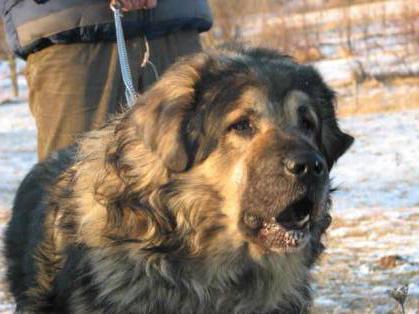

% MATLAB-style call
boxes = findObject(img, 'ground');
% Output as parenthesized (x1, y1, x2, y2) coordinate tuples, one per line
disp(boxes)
(0, 101, 417, 313)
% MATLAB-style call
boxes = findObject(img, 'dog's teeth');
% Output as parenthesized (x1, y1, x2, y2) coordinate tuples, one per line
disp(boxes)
(284, 230, 306, 245)
(296, 215, 310, 227)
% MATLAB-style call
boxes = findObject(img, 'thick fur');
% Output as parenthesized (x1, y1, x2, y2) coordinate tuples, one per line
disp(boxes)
(5, 47, 353, 313)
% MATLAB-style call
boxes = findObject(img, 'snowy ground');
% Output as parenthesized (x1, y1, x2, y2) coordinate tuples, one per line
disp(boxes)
(312, 110, 419, 313)
(0, 101, 417, 313)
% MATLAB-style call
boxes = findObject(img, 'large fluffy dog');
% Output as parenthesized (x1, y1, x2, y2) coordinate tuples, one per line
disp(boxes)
(5, 47, 353, 313)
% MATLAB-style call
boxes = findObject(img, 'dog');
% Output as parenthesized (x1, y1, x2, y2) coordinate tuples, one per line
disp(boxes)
(5, 46, 353, 313)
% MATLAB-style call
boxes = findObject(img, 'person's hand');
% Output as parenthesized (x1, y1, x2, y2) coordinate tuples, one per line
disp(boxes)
(111, 0, 157, 11)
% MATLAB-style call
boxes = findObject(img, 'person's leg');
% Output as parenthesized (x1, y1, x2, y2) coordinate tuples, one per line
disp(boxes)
(25, 31, 199, 160)
(26, 38, 144, 160)
(140, 29, 202, 91)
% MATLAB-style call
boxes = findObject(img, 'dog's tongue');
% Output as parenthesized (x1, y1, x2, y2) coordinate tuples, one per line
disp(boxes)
(258, 219, 305, 249)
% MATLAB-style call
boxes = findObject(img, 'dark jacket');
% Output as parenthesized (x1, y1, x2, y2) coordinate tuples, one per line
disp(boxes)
(1, 0, 212, 59)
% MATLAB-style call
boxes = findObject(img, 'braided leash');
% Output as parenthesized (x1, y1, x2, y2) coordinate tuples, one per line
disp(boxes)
(110, 1, 137, 106)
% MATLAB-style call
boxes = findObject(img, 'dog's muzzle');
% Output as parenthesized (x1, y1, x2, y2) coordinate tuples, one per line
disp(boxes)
(239, 145, 328, 253)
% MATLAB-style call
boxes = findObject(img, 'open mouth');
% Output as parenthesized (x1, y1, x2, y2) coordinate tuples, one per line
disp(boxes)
(243, 196, 314, 252)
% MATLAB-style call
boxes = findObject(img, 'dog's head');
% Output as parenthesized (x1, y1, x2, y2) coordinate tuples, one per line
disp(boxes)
(114, 47, 353, 263)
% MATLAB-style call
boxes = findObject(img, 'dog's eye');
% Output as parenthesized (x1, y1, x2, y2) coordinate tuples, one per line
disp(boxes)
(301, 117, 314, 132)
(228, 119, 253, 134)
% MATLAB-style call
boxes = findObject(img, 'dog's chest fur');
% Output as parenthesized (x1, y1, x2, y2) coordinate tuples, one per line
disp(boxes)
(55, 246, 311, 314)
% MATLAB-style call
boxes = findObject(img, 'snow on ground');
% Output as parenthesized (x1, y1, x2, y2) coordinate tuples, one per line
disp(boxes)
(0, 101, 418, 312)
(0, 103, 36, 212)
(0, 60, 27, 103)
(313, 54, 419, 86)
(333, 110, 419, 212)
(310, 110, 419, 313)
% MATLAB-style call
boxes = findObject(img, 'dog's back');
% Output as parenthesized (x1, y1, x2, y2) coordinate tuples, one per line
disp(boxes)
(5, 148, 76, 310)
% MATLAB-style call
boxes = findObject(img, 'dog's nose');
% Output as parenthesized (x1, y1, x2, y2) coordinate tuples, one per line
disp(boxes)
(284, 153, 325, 179)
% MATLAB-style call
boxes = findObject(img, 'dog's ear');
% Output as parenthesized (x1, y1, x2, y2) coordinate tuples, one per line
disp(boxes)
(321, 121, 353, 169)
(317, 88, 353, 169)
(131, 54, 209, 172)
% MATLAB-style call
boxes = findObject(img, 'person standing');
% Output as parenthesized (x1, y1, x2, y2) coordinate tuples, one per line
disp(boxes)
(1, 0, 212, 160)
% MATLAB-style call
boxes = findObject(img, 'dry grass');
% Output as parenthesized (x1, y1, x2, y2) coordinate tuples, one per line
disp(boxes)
(337, 77, 419, 117)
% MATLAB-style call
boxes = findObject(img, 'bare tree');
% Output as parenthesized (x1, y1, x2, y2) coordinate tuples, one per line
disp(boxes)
(401, 0, 416, 56)
(202, 0, 252, 47)
(0, 23, 19, 98)
(343, 0, 354, 54)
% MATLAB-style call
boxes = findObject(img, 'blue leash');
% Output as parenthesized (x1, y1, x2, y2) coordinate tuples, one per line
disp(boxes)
(111, 2, 137, 106)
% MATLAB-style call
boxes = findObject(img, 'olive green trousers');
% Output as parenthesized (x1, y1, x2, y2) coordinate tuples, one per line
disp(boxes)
(26, 30, 201, 160)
